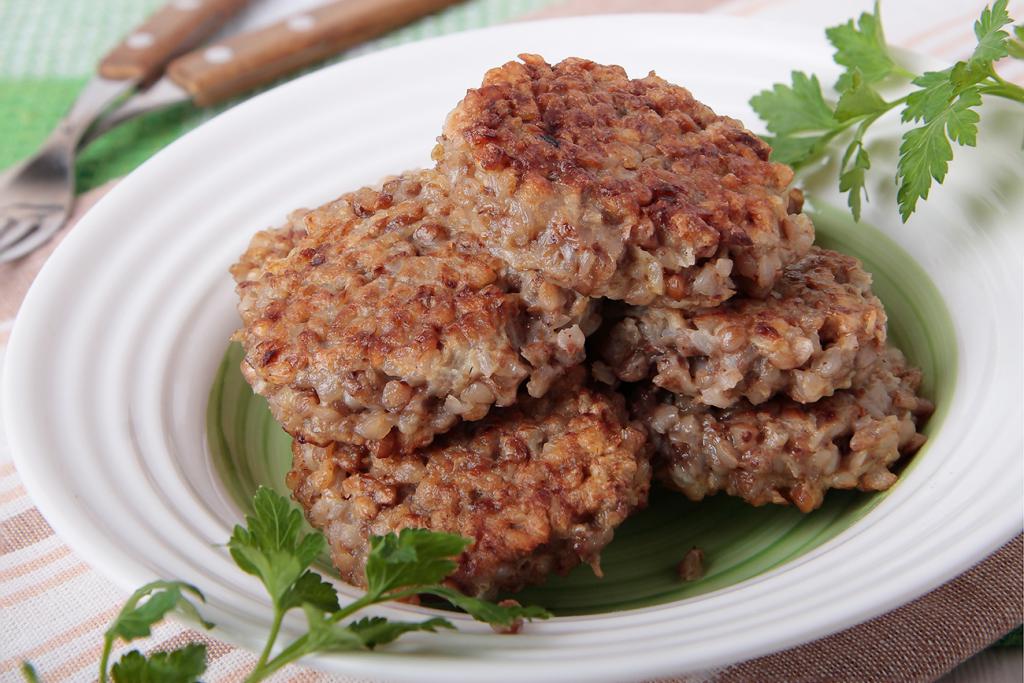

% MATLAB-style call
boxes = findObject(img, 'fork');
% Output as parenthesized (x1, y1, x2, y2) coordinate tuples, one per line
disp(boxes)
(0, 0, 462, 264)
(0, 78, 132, 262)
(0, 0, 248, 264)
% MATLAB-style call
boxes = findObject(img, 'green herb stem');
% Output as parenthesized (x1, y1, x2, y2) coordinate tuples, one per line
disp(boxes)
(98, 636, 114, 683)
(328, 592, 379, 624)
(379, 587, 426, 603)
(246, 592, 383, 682)
(248, 634, 311, 682)
(791, 94, 908, 172)
(892, 65, 917, 81)
(851, 110, 885, 146)
(20, 662, 41, 683)
(979, 79, 1024, 103)
(254, 607, 285, 671)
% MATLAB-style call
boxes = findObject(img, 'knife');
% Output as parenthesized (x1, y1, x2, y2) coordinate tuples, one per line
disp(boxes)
(83, 0, 462, 144)
(54, 0, 250, 140)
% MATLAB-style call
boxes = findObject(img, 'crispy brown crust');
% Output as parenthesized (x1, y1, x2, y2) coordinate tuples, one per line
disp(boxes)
(287, 370, 651, 597)
(435, 54, 814, 308)
(637, 347, 933, 512)
(232, 170, 599, 452)
(597, 247, 887, 407)
(228, 209, 308, 283)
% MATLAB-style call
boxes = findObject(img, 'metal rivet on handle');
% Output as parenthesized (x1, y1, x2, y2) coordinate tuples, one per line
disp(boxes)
(204, 45, 234, 64)
(126, 32, 155, 49)
(287, 15, 316, 32)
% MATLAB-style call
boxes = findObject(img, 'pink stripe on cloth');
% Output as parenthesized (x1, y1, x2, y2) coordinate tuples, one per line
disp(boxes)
(40, 639, 108, 682)
(0, 507, 54, 554)
(0, 606, 120, 674)
(219, 653, 264, 682)
(149, 628, 236, 659)
(0, 562, 90, 608)
(0, 484, 26, 505)
(0, 544, 71, 581)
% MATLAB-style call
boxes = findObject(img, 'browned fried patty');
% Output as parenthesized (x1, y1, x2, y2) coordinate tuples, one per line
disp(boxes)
(636, 347, 933, 513)
(435, 54, 815, 308)
(287, 370, 651, 597)
(596, 247, 887, 408)
(229, 209, 308, 282)
(232, 170, 600, 452)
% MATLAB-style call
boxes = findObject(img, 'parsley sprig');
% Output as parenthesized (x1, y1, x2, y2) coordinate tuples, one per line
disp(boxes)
(750, 0, 1024, 222)
(24, 487, 550, 683)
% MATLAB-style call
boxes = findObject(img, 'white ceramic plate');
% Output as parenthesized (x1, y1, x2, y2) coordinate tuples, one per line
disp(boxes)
(5, 14, 1023, 683)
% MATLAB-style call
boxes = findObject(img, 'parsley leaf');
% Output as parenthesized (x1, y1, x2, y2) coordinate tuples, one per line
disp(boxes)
(1008, 24, 1024, 59)
(106, 582, 211, 642)
(750, 71, 837, 136)
(750, 71, 841, 167)
(96, 581, 212, 683)
(299, 609, 454, 654)
(839, 139, 872, 221)
(233, 492, 548, 681)
(280, 570, 340, 613)
(420, 586, 552, 627)
(896, 91, 981, 220)
(761, 134, 829, 167)
(826, 1, 898, 89)
(364, 528, 470, 596)
(110, 645, 207, 683)
(971, 0, 1012, 65)
(752, 1, 1024, 223)
(229, 486, 325, 606)
(944, 89, 984, 146)
(834, 69, 888, 121)
(902, 69, 957, 123)
(347, 616, 456, 649)
(300, 605, 371, 652)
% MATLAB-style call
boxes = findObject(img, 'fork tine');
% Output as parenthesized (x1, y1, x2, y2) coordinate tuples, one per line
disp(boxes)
(0, 215, 18, 237)
(0, 222, 43, 264)
(0, 212, 66, 264)
(0, 217, 39, 253)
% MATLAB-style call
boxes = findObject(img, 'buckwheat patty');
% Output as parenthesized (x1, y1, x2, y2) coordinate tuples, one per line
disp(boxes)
(434, 54, 815, 308)
(636, 347, 933, 513)
(596, 247, 887, 408)
(287, 370, 651, 598)
(231, 170, 600, 453)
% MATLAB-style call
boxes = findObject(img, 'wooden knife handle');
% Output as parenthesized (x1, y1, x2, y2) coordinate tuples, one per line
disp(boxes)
(99, 0, 249, 82)
(166, 0, 460, 107)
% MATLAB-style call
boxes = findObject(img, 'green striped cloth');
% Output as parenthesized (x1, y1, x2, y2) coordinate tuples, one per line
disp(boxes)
(0, 0, 559, 193)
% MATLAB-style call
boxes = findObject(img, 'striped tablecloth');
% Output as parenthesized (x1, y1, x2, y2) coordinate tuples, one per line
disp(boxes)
(1, 1, 1021, 681)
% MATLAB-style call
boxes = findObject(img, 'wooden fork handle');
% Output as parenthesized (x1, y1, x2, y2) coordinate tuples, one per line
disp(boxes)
(166, 0, 461, 107)
(99, 0, 249, 82)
